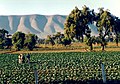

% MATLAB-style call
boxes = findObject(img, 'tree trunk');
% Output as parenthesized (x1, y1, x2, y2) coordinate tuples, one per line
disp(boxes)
(116, 38, 118, 46)
(116, 42, 118, 46)
(90, 43, 93, 51)
(101, 45, 105, 51)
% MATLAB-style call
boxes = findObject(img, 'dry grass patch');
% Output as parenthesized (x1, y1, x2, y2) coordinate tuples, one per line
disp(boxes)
(0, 42, 120, 54)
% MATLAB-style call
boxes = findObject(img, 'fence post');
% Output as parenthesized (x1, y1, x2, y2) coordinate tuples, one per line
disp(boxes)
(101, 63, 106, 83)
(34, 68, 38, 84)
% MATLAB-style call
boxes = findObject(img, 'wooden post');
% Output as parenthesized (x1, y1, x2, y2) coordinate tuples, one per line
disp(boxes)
(101, 63, 106, 83)
(0, 69, 2, 75)
(34, 69, 38, 84)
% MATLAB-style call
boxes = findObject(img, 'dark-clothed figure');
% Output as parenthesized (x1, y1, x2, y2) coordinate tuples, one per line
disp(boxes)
(26, 53, 30, 63)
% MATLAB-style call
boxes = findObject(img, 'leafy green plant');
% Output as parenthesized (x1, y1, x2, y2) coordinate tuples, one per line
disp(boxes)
(0, 52, 120, 83)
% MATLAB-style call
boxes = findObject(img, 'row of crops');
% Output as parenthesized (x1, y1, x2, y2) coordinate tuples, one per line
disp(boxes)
(0, 52, 120, 84)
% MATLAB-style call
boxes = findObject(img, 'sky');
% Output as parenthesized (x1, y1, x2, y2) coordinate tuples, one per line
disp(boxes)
(0, 0, 120, 17)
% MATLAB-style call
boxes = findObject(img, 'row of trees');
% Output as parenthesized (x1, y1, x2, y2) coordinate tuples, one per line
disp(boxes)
(0, 29, 38, 51)
(12, 32, 38, 51)
(1, 5, 120, 51)
(39, 6, 120, 51)
(64, 5, 120, 51)
(45, 32, 71, 46)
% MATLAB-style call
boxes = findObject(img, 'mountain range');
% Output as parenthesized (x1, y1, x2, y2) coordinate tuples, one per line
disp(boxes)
(0, 14, 98, 38)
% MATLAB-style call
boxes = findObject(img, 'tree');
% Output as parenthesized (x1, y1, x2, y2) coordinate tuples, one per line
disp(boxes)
(4, 38, 12, 49)
(64, 6, 95, 43)
(45, 35, 55, 46)
(24, 33, 38, 50)
(53, 32, 64, 44)
(64, 5, 120, 51)
(0, 29, 8, 38)
(113, 17, 120, 46)
(0, 37, 4, 49)
(84, 29, 96, 51)
(61, 37, 71, 46)
(12, 32, 25, 51)
(64, 6, 83, 41)
(0, 29, 9, 49)
(95, 8, 114, 50)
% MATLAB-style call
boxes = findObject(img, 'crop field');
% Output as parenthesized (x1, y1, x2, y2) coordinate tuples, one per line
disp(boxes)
(0, 52, 120, 84)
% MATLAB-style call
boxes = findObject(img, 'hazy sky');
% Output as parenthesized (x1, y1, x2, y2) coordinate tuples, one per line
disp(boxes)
(0, 0, 120, 17)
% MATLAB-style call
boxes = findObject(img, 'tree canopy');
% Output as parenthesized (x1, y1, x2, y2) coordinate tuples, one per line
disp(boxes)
(64, 6, 120, 50)
(12, 32, 38, 51)
(0, 29, 11, 49)
(24, 33, 38, 50)
(12, 32, 25, 51)
(64, 5, 95, 42)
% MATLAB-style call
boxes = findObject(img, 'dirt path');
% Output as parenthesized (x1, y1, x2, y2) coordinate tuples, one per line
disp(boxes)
(1, 47, 120, 54)
(0, 49, 86, 54)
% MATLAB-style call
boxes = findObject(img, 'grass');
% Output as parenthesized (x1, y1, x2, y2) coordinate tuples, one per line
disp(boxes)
(0, 42, 120, 54)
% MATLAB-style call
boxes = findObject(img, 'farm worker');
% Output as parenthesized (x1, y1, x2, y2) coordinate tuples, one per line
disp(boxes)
(26, 53, 30, 63)
(22, 54, 25, 63)
(18, 54, 22, 63)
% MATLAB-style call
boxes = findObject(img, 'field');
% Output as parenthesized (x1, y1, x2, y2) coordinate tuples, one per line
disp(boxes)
(0, 52, 120, 84)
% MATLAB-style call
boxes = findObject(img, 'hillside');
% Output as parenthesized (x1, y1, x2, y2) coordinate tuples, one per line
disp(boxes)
(0, 14, 66, 38)
(0, 14, 98, 38)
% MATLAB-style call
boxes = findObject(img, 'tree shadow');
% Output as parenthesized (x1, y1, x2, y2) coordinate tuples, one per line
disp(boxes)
(40, 79, 120, 84)
(2, 50, 18, 54)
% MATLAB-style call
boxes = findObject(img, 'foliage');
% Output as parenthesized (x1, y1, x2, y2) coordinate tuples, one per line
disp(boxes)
(45, 35, 55, 46)
(96, 36, 107, 46)
(95, 8, 115, 50)
(61, 37, 71, 46)
(64, 6, 120, 50)
(0, 29, 11, 49)
(12, 32, 25, 51)
(0, 37, 4, 49)
(3, 38, 12, 49)
(37, 39, 45, 44)
(0, 29, 8, 38)
(24, 33, 38, 50)
(64, 6, 81, 40)
(53, 32, 64, 44)
(84, 28, 96, 50)
(0, 52, 120, 83)
(85, 36, 96, 50)
(64, 5, 95, 42)
(113, 18, 120, 46)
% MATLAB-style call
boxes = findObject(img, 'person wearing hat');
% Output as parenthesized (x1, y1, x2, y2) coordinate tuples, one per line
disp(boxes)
(18, 54, 22, 63)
